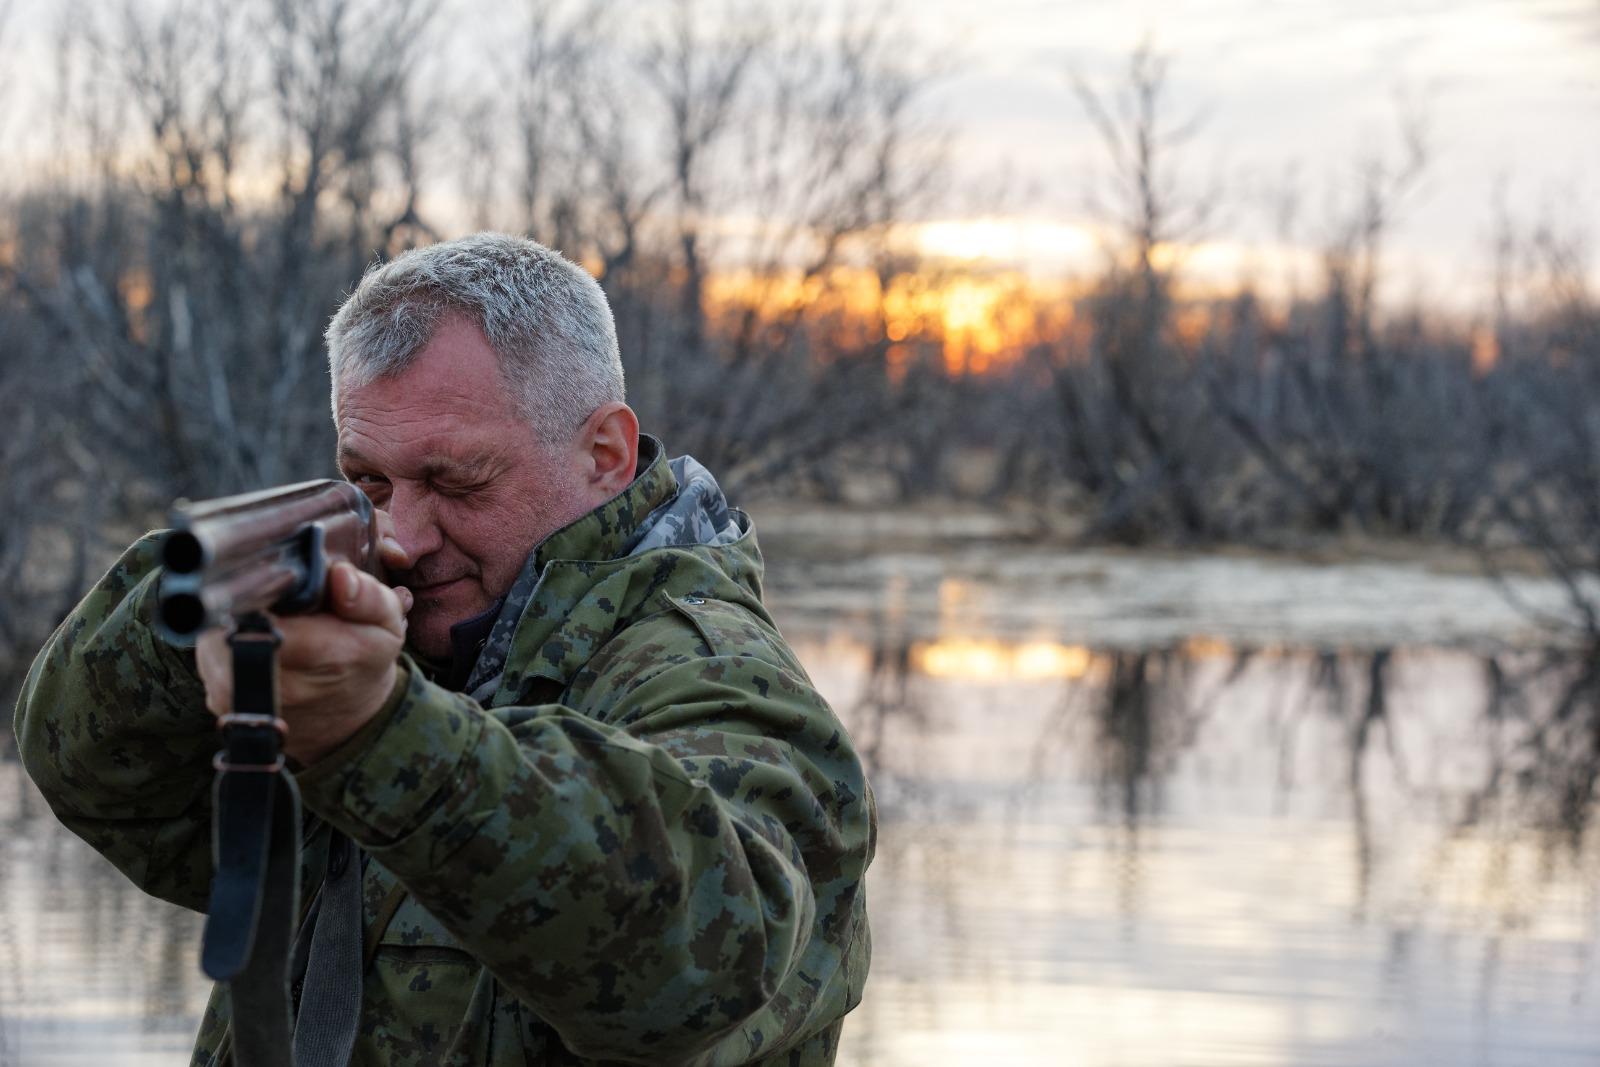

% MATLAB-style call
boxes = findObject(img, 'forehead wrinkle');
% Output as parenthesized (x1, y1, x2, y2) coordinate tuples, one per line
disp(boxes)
(336, 373, 518, 433)
(338, 421, 518, 479)
(334, 346, 533, 480)
(337, 401, 503, 451)
(338, 403, 503, 438)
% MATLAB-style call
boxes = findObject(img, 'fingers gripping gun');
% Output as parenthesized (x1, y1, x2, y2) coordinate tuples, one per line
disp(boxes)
(156, 480, 379, 1067)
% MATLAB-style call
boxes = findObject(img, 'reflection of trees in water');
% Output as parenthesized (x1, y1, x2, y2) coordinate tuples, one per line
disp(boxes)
(1084, 650, 1172, 921)
(1297, 647, 1405, 917)
(841, 620, 1600, 1036)
(1010, 645, 1253, 921)
(0, 766, 208, 1052)
(1469, 647, 1600, 846)
(1024, 645, 1251, 825)
(1278, 644, 1600, 1019)
(1276, 644, 1600, 862)
(1095, 652, 1162, 820)
(991, 637, 1600, 870)
(1260, 644, 1600, 925)
(841, 623, 984, 1053)
(1423, 648, 1600, 1017)
(1023, 640, 1600, 918)
(851, 628, 920, 781)
(1, 757, 32, 1066)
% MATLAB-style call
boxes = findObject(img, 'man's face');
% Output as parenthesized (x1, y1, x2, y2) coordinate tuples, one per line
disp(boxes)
(334, 314, 591, 660)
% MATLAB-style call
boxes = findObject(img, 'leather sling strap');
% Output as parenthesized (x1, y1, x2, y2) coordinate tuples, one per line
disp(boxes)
(201, 614, 301, 1067)
(196, 616, 382, 1067)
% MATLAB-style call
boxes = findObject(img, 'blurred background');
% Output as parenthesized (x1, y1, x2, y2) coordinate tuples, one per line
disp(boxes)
(3, 0, 1600, 1063)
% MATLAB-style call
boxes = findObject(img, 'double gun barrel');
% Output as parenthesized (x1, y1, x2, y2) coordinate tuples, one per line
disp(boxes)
(155, 480, 380, 643)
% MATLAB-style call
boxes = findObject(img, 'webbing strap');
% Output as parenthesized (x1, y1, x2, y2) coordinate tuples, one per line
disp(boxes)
(292, 831, 363, 1066)
(364, 882, 410, 971)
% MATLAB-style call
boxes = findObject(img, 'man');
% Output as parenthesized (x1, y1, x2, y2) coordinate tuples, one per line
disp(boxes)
(14, 233, 874, 1066)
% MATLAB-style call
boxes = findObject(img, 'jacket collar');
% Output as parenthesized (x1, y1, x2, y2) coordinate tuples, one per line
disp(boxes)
(478, 435, 770, 708)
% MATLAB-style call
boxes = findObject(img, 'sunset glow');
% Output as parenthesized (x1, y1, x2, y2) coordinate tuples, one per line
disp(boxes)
(706, 263, 1076, 376)
(914, 637, 1096, 681)
(910, 217, 1097, 270)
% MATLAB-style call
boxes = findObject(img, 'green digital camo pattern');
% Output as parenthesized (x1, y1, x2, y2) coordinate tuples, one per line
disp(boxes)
(14, 443, 874, 1066)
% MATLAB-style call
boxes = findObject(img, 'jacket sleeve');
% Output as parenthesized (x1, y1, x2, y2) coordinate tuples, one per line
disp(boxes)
(12, 533, 218, 913)
(294, 605, 874, 1064)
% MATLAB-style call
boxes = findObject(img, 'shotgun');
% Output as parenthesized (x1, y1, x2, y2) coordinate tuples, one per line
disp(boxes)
(153, 479, 382, 1059)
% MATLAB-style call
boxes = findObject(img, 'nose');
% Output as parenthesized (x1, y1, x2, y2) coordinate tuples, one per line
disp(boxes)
(387, 482, 444, 563)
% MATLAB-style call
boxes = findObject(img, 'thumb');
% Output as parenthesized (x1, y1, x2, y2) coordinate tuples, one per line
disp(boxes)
(327, 562, 406, 636)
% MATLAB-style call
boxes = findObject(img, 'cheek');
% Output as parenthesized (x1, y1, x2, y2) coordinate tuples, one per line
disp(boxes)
(442, 500, 541, 589)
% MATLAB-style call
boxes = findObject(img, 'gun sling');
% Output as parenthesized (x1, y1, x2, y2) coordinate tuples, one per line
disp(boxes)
(200, 614, 363, 1067)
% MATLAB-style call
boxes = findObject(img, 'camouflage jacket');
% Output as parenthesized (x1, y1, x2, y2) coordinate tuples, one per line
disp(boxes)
(14, 438, 874, 1066)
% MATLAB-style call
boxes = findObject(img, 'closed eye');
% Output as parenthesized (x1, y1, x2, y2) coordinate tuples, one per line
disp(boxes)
(430, 479, 488, 499)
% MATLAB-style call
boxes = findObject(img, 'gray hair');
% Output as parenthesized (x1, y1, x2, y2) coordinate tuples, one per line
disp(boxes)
(326, 233, 624, 436)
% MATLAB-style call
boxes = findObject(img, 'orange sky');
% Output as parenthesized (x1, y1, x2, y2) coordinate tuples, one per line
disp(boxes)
(5, 0, 1596, 323)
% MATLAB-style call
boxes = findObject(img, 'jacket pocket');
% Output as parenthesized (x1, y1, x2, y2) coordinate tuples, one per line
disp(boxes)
(364, 883, 484, 1064)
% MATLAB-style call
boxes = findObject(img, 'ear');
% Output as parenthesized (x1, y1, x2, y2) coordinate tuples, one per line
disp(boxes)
(578, 402, 640, 498)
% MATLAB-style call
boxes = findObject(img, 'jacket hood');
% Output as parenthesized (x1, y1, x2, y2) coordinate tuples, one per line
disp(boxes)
(461, 435, 767, 705)
(624, 453, 743, 554)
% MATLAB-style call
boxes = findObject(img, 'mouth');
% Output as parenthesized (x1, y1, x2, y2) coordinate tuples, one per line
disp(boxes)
(409, 576, 470, 597)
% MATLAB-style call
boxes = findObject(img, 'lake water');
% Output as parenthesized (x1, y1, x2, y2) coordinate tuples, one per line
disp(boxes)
(4, 536, 1599, 1066)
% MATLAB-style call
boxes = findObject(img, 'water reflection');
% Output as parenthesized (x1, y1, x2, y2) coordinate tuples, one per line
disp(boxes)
(5, 619, 1600, 1065)
(0, 755, 208, 1066)
(1471, 648, 1600, 844)
(807, 628, 1600, 1066)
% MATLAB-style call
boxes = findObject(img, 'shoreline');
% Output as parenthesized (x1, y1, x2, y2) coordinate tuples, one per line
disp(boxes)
(747, 497, 1551, 579)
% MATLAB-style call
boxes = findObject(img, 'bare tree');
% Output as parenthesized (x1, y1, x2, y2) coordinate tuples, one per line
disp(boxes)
(484, 0, 949, 496)
(1474, 208, 1600, 644)
(643, 0, 763, 357)
(671, 3, 951, 496)
(1318, 103, 1429, 362)
(1196, 104, 1487, 541)
(0, 0, 446, 718)
(1048, 41, 1226, 541)
(1072, 40, 1217, 300)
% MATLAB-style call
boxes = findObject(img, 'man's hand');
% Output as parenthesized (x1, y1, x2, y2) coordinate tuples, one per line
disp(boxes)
(196, 514, 415, 767)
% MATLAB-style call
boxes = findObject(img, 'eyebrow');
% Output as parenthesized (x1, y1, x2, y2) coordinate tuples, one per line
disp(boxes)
(419, 455, 495, 482)
(336, 444, 494, 482)
(336, 444, 386, 475)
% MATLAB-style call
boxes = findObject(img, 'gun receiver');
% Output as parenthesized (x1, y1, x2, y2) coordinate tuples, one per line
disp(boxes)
(155, 479, 378, 643)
